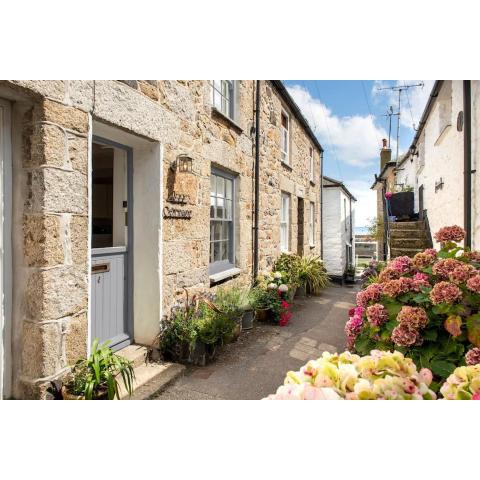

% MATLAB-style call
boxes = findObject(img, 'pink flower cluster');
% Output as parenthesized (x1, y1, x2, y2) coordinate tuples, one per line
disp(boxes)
(411, 272, 431, 291)
(345, 307, 365, 348)
(391, 306, 428, 347)
(466, 347, 480, 366)
(356, 283, 383, 308)
(429, 281, 462, 305)
(391, 325, 418, 347)
(413, 251, 436, 270)
(434, 225, 466, 243)
(366, 303, 388, 327)
(465, 251, 480, 263)
(448, 264, 477, 285)
(382, 277, 412, 298)
(432, 258, 465, 279)
(397, 306, 428, 329)
(466, 275, 480, 294)
(390, 256, 413, 274)
(378, 267, 400, 283)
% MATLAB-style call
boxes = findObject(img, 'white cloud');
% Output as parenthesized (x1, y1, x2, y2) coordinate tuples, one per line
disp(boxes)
(345, 178, 377, 228)
(287, 84, 389, 167)
(372, 80, 435, 130)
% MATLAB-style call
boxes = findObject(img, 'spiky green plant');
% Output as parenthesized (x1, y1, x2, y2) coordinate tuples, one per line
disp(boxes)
(296, 256, 330, 294)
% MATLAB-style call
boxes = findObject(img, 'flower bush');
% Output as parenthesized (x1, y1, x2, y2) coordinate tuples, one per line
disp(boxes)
(255, 271, 292, 326)
(346, 225, 480, 386)
(440, 364, 480, 400)
(265, 350, 437, 400)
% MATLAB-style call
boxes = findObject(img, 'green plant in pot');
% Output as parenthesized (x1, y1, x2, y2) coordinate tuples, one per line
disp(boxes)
(254, 287, 283, 323)
(273, 253, 301, 297)
(241, 287, 262, 330)
(296, 256, 330, 296)
(62, 339, 135, 400)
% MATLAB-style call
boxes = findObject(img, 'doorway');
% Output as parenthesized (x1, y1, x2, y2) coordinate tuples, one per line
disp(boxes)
(91, 137, 133, 351)
(297, 198, 304, 256)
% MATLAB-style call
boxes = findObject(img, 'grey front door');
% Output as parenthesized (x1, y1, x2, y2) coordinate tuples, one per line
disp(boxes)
(91, 138, 133, 351)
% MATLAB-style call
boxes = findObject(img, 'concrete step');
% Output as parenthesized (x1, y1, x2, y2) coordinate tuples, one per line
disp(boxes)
(117, 344, 148, 368)
(390, 229, 427, 239)
(390, 247, 423, 258)
(119, 362, 185, 400)
(389, 221, 425, 231)
(390, 237, 429, 249)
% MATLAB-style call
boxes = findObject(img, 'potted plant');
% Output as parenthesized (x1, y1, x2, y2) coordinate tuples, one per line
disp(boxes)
(213, 287, 245, 338)
(240, 287, 261, 330)
(61, 339, 135, 400)
(345, 265, 356, 283)
(295, 256, 330, 296)
(273, 253, 301, 298)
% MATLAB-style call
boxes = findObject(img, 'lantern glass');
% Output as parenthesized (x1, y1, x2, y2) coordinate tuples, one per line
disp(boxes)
(178, 156, 193, 173)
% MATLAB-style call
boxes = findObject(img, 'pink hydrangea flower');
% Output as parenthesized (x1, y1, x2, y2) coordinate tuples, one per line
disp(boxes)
(366, 303, 389, 327)
(378, 267, 401, 283)
(465, 347, 480, 366)
(423, 248, 438, 257)
(356, 283, 383, 307)
(391, 324, 418, 347)
(419, 368, 433, 386)
(434, 225, 466, 243)
(432, 258, 465, 279)
(397, 306, 428, 330)
(473, 392, 480, 400)
(465, 251, 480, 263)
(413, 252, 436, 270)
(429, 281, 462, 305)
(466, 275, 480, 294)
(390, 256, 413, 274)
(448, 264, 477, 285)
(382, 278, 412, 298)
(411, 272, 431, 291)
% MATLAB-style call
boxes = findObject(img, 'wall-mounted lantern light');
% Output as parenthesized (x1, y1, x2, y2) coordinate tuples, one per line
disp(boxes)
(171, 154, 193, 173)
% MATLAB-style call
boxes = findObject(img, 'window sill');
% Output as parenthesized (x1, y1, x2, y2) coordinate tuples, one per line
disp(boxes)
(281, 161, 292, 170)
(209, 267, 241, 285)
(211, 107, 243, 133)
(310, 180, 316, 186)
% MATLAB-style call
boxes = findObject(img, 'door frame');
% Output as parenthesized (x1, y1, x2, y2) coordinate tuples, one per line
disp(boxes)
(0, 99, 12, 398)
(90, 135, 134, 350)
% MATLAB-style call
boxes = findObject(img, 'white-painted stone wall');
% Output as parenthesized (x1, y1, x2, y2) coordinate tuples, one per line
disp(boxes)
(471, 82, 480, 250)
(323, 185, 355, 276)
(414, 81, 465, 249)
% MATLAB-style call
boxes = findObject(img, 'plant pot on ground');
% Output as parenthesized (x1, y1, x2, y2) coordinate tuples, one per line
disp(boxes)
(242, 310, 255, 330)
(296, 256, 330, 296)
(295, 285, 307, 298)
(62, 339, 135, 400)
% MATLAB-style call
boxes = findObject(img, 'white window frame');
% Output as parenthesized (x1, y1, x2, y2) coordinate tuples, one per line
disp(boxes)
(309, 201, 315, 246)
(209, 168, 236, 275)
(211, 80, 235, 120)
(280, 110, 290, 165)
(280, 192, 290, 252)
(309, 146, 314, 182)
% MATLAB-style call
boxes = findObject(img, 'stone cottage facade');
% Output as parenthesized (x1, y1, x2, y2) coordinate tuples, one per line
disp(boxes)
(0, 80, 323, 399)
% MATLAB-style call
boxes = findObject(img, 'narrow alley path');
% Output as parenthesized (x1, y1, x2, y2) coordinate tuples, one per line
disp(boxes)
(152, 283, 358, 400)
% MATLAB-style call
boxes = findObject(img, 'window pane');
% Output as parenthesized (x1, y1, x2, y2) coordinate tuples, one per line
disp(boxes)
(210, 241, 214, 263)
(216, 176, 224, 197)
(214, 221, 222, 241)
(216, 197, 224, 219)
(221, 240, 228, 261)
(225, 179, 232, 199)
(210, 175, 216, 195)
(225, 199, 232, 220)
(214, 242, 220, 262)
(210, 196, 215, 218)
(222, 221, 229, 241)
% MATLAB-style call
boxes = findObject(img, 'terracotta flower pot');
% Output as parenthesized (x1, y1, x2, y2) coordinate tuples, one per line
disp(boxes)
(61, 386, 109, 400)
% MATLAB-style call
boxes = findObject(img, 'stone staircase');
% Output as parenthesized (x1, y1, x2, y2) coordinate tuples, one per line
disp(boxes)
(389, 221, 431, 258)
(117, 345, 185, 400)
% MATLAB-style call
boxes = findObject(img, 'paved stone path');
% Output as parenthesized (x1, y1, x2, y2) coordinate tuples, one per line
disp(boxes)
(152, 283, 358, 400)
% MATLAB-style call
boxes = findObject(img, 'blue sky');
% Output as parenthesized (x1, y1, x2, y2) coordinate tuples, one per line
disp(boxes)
(283, 80, 434, 227)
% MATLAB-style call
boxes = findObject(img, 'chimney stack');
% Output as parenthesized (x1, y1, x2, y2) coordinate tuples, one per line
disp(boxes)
(380, 138, 391, 169)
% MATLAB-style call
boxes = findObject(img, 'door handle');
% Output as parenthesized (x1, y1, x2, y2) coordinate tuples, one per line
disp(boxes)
(92, 263, 110, 274)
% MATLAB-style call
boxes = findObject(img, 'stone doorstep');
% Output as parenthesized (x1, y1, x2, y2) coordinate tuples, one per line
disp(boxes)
(390, 237, 428, 249)
(390, 247, 424, 258)
(116, 345, 185, 400)
(119, 362, 185, 400)
(389, 221, 425, 230)
(390, 229, 427, 239)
